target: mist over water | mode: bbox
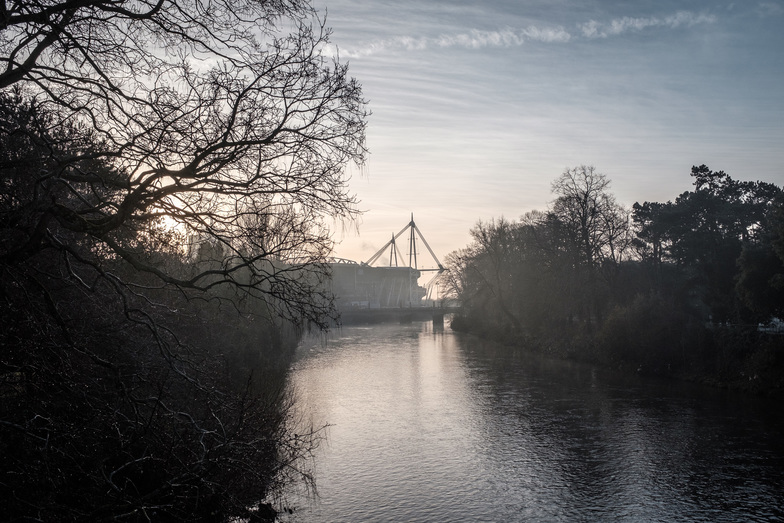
[282,322,784,522]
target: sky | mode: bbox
[312,0,784,270]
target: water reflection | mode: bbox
[283,322,784,522]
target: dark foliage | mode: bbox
[0,248,317,521]
[1,0,365,519]
[445,165,784,396]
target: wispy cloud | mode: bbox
[329,26,570,58]
[579,11,717,38]
[755,2,784,17]
[325,10,717,59]
[434,26,572,48]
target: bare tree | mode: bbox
[550,166,631,324]
[1,1,366,519]
[1,0,367,326]
[550,166,631,270]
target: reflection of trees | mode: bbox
[456,337,781,522]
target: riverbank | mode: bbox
[0,280,307,521]
[449,314,784,399]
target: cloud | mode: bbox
[520,26,573,44]
[756,2,784,17]
[434,26,571,49]
[328,26,570,58]
[327,10,716,59]
[579,11,717,38]
[435,29,525,48]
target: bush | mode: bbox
[706,327,784,395]
[0,266,315,522]
[597,293,707,374]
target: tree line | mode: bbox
[442,165,784,393]
[1,0,366,520]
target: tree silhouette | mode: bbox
[1,0,367,326]
[1,1,366,519]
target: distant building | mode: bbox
[329,261,426,309]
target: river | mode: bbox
[279,320,784,522]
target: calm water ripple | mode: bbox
[280,322,784,522]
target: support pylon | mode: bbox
[364,214,444,272]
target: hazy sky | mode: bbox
[313,0,784,269]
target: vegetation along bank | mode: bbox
[441,165,784,397]
[0,0,367,520]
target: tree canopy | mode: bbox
[1,0,367,519]
[443,165,784,385]
[1,0,367,326]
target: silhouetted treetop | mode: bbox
[1,0,368,326]
[2,1,362,519]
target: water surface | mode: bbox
[281,322,784,522]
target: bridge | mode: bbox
[338,305,460,326]
[328,215,453,324]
